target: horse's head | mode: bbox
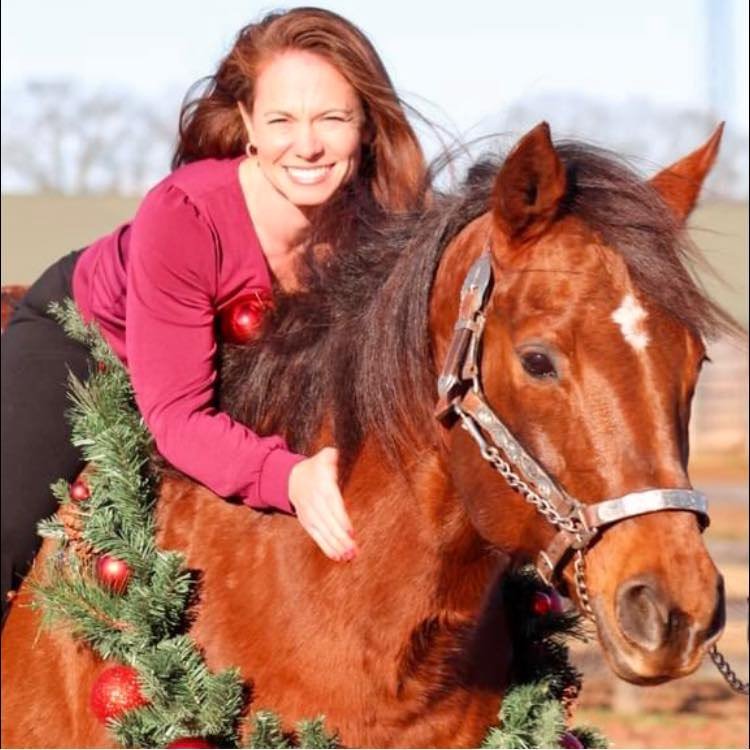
[433,123,729,684]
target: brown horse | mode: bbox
[1,123,734,748]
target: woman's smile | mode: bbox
[284,164,335,185]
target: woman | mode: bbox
[1,7,428,613]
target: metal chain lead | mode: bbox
[573,550,596,620]
[709,645,749,695]
[456,405,596,619]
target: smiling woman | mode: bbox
[0,7,429,614]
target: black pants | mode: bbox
[1,250,92,618]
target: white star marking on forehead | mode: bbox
[612,293,649,350]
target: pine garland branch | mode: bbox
[246,710,291,749]
[295,716,340,749]
[481,568,608,749]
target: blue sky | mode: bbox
[2,0,748,140]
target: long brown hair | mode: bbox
[173,7,427,213]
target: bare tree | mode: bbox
[2,82,747,200]
[1,81,176,195]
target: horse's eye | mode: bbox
[521,350,557,379]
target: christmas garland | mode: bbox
[31,300,606,749]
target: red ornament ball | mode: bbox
[166,739,217,748]
[219,292,271,344]
[532,588,565,616]
[559,730,584,749]
[90,665,147,723]
[69,478,91,502]
[531,591,553,616]
[96,554,131,593]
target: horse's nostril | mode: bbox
[616,578,670,651]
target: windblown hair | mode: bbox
[172,7,427,214]
[219,142,740,470]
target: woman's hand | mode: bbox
[288,447,358,561]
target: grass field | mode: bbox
[1,196,748,329]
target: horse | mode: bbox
[1,122,734,748]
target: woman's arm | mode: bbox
[125,183,303,513]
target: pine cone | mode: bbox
[57,502,96,564]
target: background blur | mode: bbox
[2,1,747,746]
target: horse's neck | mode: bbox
[342,439,510,699]
[346,440,502,618]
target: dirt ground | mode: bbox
[575,677,748,749]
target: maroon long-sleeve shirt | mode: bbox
[72,156,304,514]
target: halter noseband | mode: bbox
[435,250,709,595]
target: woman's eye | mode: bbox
[521,351,557,379]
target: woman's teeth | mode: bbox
[285,166,332,184]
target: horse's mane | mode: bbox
[219,142,738,469]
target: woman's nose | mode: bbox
[294,124,324,160]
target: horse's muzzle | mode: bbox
[596,573,726,684]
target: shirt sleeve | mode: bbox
[125,183,304,514]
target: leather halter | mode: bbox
[435,250,709,586]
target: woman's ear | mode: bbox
[237,101,255,144]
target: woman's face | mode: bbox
[242,50,367,208]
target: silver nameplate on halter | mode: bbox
[583,489,708,529]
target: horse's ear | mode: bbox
[649,123,724,222]
[492,122,566,240]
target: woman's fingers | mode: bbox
[305,523,339,560]
[306,518,351,561]
[287,446,358,561]
[327,488,355,539]
[306,496,357,559]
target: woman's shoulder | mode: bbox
[150,156,244,203]
[134,155,249,239]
